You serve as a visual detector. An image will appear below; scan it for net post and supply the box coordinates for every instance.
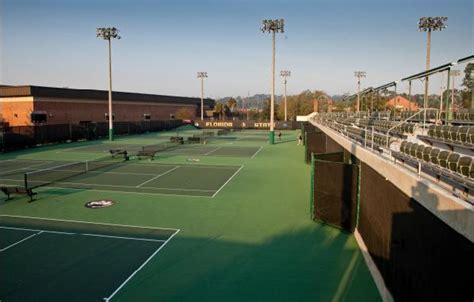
[24,173,28,189]
[86,160,89,172]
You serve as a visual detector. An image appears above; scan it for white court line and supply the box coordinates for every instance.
[211,165,244,198]
[104,229,180,302]
[204,146,222,156]
[55,182,215,194]
[135,166,180,188]
[46,180,214,192]
[0,161,52,176]
[0,225,74,235]
[0,231,43,252]
[27,185,214,198]
[81,233,166,242]
[0,214,180,231]
[251,146,263,159]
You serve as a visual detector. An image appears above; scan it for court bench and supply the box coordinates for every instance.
[137,150,157,160]
[110,149,129,160]
[1,187,36,202]
[187,137,201,144]
[170,136,184,144]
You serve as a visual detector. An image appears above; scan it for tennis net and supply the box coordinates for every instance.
[24,156,124,189]
[141,141,181,153]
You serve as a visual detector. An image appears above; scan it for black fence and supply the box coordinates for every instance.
[310,152,359,232]
[305,130,344,163]
[1,120,183,152]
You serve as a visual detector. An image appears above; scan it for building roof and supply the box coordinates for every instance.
[386,95,419,110]
[0,85,214,107]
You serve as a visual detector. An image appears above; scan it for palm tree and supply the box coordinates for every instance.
[214,103,225,120]
[227,98,237,112]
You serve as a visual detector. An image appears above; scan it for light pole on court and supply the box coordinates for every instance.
[96,27,121,141]
[261,19,285,144]
[197,72,208,120]
[280,70,291,121]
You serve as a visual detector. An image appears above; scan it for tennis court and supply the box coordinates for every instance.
[0,128,381,302]
[0,158,243,198]
[0,215,179,302]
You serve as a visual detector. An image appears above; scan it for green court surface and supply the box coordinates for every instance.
[0,215,178,302]
[0,129,381,302]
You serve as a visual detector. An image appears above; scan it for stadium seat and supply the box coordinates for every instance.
[448,126,459,142]
[416,144,425,160]
[440,125,450,140]
[470,161,474,179]
[434,125,443,139]
[438,150,450,168]
[428,124,436,137]
[429,148,441,165]
[458,127,468,143]
[404,142,413,156]
[410,143,419,157]
[422,146,432,162]
[400,141,407,153]
[446,153,460,173]
[457,156,472,177]
[468,127,474,144]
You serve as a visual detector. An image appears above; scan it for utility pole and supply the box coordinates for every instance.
[197,72,208,120]
[354,71,366,113]
[96,27,121,141]
[280,70,291,121]
[261,19,285,144]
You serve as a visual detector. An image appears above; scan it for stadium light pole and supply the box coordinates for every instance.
[280,70,291,121]
[197,72,208,120]
[418,17,447,129]
[354,71,366,113]
[261,19,284,144]
[96,27,121,141]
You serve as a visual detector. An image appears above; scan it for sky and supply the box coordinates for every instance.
[0,0,472,99]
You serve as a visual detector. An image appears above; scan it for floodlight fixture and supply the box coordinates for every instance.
[261,18,285,144]
[96,27,121,40]
[261,19,285,33]
[96,26,121,141]
[280,70,291,121]
[418,17,448,32]
[197,72,208,120]
[197,72,208,78]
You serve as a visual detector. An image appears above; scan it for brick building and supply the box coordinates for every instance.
[0,85,214,126]
[386,95,419,111]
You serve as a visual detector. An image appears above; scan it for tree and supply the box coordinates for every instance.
[175,108,194,120]
[214,103,225,120]
[262,99,280,121]
[227,98,237,111]
[461,63,473,109]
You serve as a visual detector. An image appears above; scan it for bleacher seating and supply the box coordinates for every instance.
[396,141,473,184]
[423,124,473,148]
